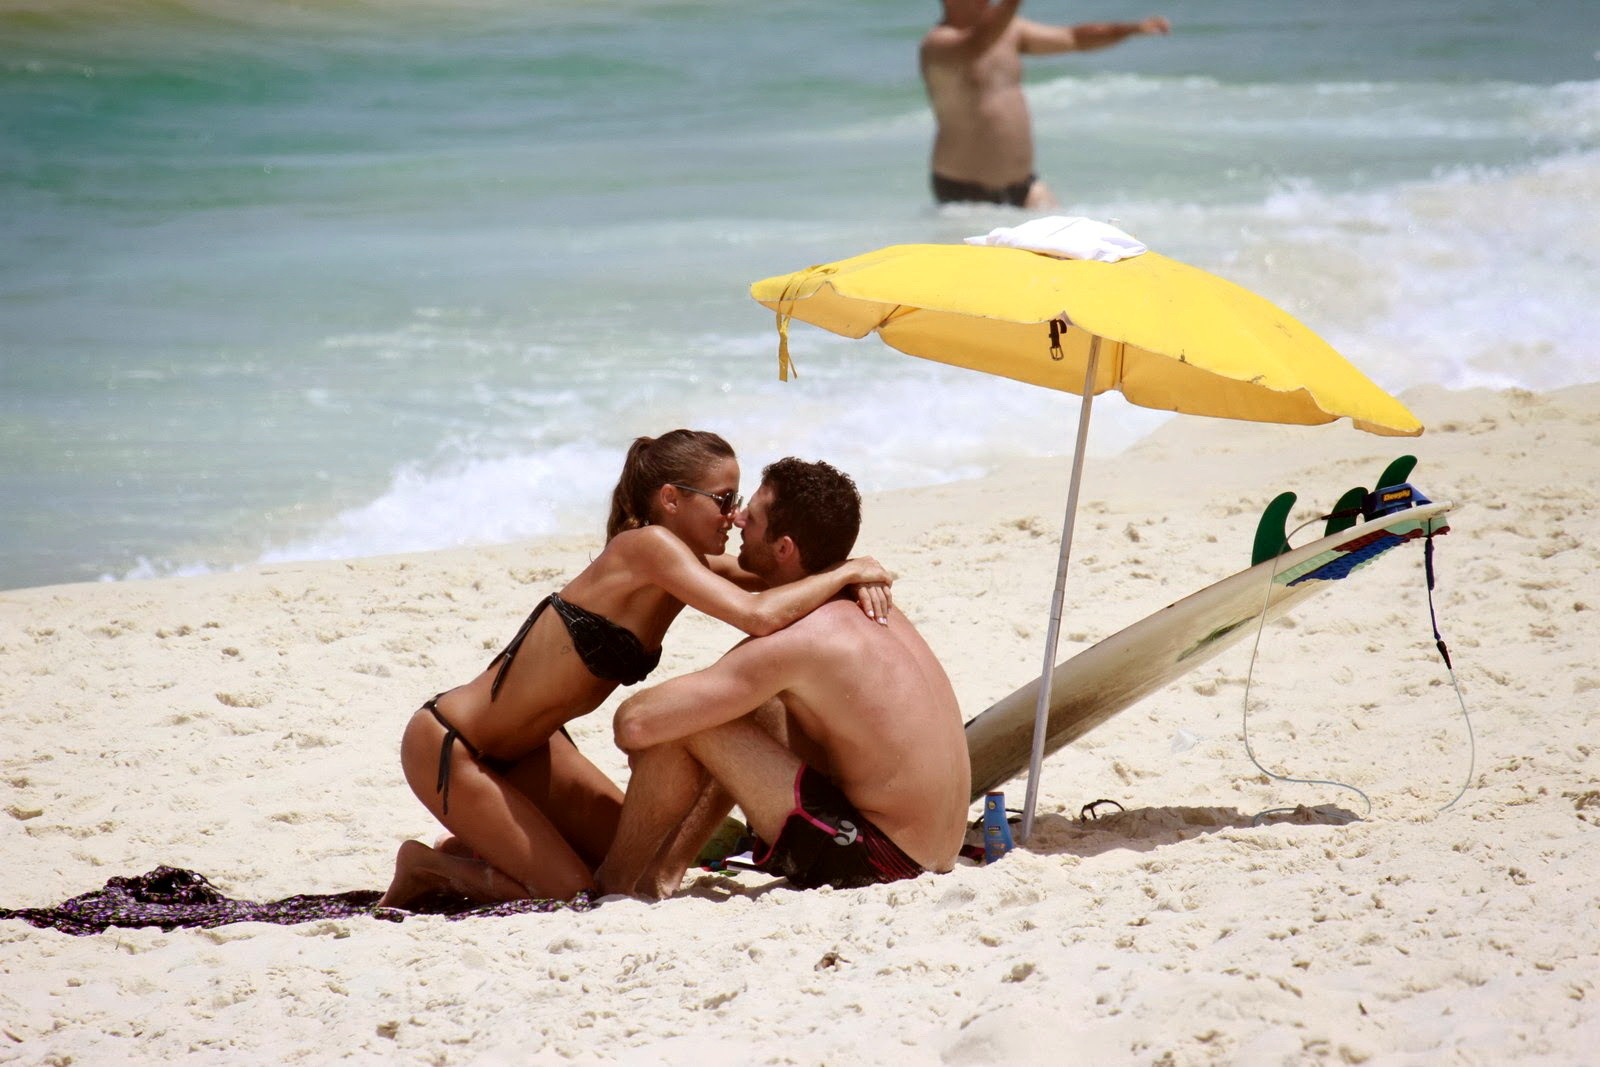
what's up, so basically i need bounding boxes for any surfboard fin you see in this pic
[1324,486,1368,537]
[1324,457,1417,537]
[1251,491,1296,566]
[1374,454,1418,493]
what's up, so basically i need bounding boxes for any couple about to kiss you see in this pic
[379,429,971,908]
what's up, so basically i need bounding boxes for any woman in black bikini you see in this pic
[379,429,892,906]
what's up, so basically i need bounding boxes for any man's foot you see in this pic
[593,857,679,901]
[645,871,683,900]
[592,857,632,899]
[593,858,665,900]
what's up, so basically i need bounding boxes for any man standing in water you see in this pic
[921,0,1171,209]
[596,458,970,898]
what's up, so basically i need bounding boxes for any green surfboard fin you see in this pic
[1374,454,1418,492]
[1324,486,1368,537]
[1252,491,1297,566]
[1324,456,1418,537]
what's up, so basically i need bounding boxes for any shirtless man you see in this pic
[595,458,970,898]
[920,0,1171,209]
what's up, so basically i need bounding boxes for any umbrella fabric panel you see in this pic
[873,312,1328,423]
[752,244,1422,436]
[875,313,1401,430]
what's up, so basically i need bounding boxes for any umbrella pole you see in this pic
[1019,335,1100,844]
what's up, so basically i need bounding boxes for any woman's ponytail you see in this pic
[606,435,657,541]
[604,429,736,542]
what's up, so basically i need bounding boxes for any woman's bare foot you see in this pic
[377,840,531,909]
[377,841,447,909]
[432,834,481,859]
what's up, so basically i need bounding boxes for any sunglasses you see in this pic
[670,483,742,516]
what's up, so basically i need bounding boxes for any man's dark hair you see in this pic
[760,457,861,573]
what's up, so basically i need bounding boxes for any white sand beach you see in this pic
[3,383,1597,1064]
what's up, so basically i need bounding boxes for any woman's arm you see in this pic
[626,527,892,636]
[705,552,767,592]
[709,550,893,625]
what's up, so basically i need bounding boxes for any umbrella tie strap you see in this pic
[776,311,795,381]
[774,265,835,382]
[1048,318,1066,361]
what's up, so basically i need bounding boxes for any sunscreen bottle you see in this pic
[983,791,1013,863]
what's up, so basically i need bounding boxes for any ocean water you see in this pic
[3,0,1597,590]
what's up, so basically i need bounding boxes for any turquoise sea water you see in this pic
[3,0,1597,589]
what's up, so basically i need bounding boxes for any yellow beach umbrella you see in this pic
[750,236,1422,839]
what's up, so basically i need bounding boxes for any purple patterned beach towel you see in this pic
[0,865,591,936]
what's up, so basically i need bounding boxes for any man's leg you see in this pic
[640,713,806,895]
[625,699,791,894]
[639,776,737,890]
[593,738,709,898]
[597,702,790,900]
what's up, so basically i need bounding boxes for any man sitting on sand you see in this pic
[596,458,971,898]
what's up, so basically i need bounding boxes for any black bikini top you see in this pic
[490,592,661,699]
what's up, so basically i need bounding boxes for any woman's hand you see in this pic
[846,555,893,588]
[853,581,893,624]
[842,556,894,623]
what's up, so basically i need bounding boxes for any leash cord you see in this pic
[1427,532,1476,811]
[1240,515,1474,822]
[1242,516,1372,823]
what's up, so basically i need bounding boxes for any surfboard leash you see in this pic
[1242,514,1374,823]
[1422,528,1476,812]
[1240,510,1475,822]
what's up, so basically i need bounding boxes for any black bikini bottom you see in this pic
[424,697,572,816]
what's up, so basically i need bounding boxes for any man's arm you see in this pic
[613,629,806,753]
[1018,14,1169,54]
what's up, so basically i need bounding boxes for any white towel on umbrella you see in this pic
[965,215,1147,263]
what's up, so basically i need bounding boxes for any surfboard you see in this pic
[965,498,1454,800]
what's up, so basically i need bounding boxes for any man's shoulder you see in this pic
[720,601,858,657]
[706,603,857,690]
[806,597,883,623]
[772,598,863,642]
[754,599,897,659]
[790,601,928,654]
